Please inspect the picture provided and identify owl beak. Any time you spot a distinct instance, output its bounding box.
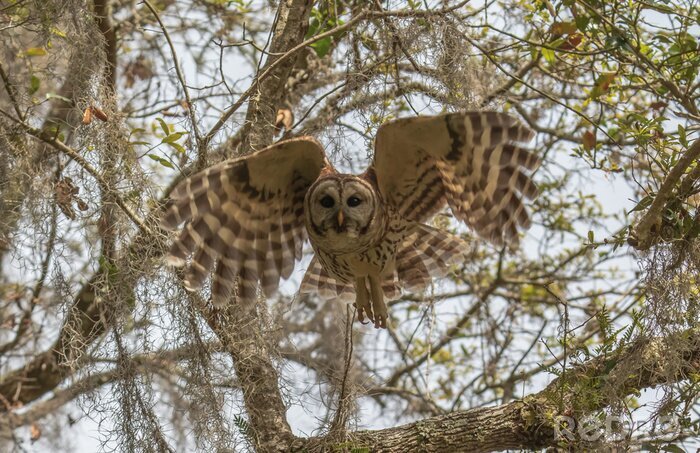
[337,210,345,227]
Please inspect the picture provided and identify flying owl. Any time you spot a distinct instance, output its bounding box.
[162,111,539,328]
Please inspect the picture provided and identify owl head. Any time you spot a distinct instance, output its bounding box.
[304,175,384,254]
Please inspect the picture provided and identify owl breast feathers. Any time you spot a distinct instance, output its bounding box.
[162,111,540,328]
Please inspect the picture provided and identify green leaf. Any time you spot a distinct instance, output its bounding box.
[45,93,72,104]
[541,47,556,63]
[590,72,616,98]
[678,124,687,147]
[310,36,332,57]
[549,37,566,49]
[575,15,590,31]
[156,118,170,136]
[129,128,146,138]
[166,142,186,154]
[50,26,66,38]
[98,255,119,277]
[28,75,40,95]
[305,16,320,39]
[305,8,344,58]
[233,414,250,437]
[162,131,186,143]
[587,230,594,243]
[629,194,653,213]
[147,153,174,168]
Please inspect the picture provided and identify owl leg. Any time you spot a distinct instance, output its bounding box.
[368,275,387,329]
[354,277,374,324]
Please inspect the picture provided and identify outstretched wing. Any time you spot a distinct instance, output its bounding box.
[371,111,539,245]
[162,137,328,306]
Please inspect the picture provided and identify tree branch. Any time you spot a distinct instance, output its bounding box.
[293,328,700,452]
[193,1,316,451]
[0,111,150,235]
[630,137,700,250]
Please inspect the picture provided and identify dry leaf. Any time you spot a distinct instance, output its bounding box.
[92,106,108,122]
[582,130,596,151]
[82,107,92,125]
[124,56,154,88]
[558,33,582,50]
[55,180,74,204]
[55,178,81,219]
[1,314,16,329]
[590,73,616,98]
[550,21,577,36]
[275,108,294,133]
[30,423,41,441]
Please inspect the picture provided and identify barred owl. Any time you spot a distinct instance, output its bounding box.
[162,111,539,328]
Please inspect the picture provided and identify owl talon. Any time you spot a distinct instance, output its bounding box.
[368,275,387,329]
[355,304,371,324]
[371,309,386,328]
[354,277,375,325]
[355,304,364,323]
[374,315,387,329]
[364,304,376,324]
[353,277,388,328]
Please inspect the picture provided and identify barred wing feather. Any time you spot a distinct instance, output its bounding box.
[161,137,327,307]
[372,111,540,246]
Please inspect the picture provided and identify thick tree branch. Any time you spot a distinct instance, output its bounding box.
[192,1,316,451]
[630,137,700,250]
[202,0,471,152]
[0,225,163,408]
[93,0,117,89]
[292,328,700,452]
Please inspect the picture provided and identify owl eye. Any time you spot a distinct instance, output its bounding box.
[347,196,362,207]
[319,195,335,208]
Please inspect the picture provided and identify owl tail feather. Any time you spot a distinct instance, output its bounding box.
[299,256,355,303]
[299,224,469,308]
[390,223,471,296]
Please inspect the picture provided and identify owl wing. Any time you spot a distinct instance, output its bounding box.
[371,111,540,245]
[162,137,328,307]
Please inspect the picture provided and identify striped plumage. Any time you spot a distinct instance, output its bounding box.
[162,111,540,328]
[162,137,326,306]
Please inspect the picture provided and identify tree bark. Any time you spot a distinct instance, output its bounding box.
[196,1,315,450]
[290,328,700,452]
[239,0,314,152]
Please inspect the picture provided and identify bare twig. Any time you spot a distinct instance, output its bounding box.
[143,0,204,165]
[328,306,356,435]
[201,1,472,150]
